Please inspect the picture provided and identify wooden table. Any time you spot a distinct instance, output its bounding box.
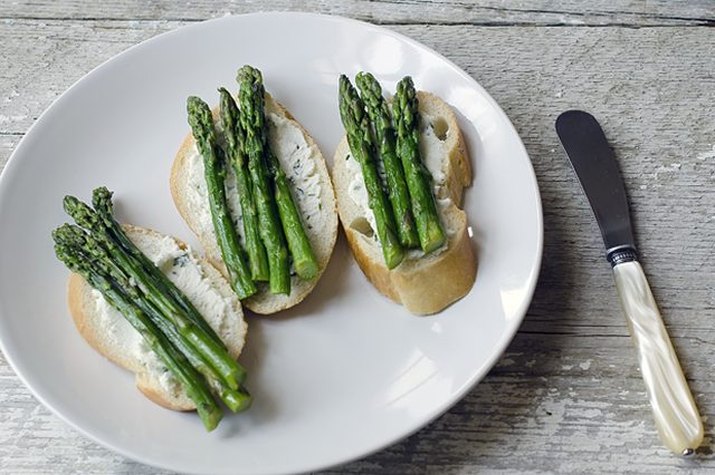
[1,2,713,473]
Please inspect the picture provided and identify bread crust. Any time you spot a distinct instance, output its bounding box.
[67,225,246,411]
[332,91,476,315]
[137,375,192,411]
[171,94,338,315]
[68,272,146,374]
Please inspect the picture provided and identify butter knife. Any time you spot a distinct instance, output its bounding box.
[555,110,703,456]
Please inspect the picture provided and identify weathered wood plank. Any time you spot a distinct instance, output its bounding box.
[0,135,21,169]
[0,10,713,475]
[330,338,713,474]
[0,0,712,26]
[0,19,187,135]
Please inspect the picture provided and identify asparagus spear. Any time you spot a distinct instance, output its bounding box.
[356,72,419,248]
[267,149,319,280]
[53,224,251,413]
[91,187,225,350]
[238,65,319,281]
[64,194,246,390]
[339,74,404,269]
[187,96,257,299]
[392,76,446,253]
[236,66,290,293]
[53,241,223,431]
[218,87,270,283]
[90,189,247,386]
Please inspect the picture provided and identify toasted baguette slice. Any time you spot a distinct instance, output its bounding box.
[171,94,338,315]
[332,91,476,315]
[68,225,248,411]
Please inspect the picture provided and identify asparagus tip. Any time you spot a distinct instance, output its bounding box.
[236,65,262,85]
[62,194,79,213]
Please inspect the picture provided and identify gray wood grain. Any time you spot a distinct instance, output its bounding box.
[1,1,714,474]
[0,0,713,25]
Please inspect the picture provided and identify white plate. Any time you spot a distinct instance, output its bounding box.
[0,12,542,475]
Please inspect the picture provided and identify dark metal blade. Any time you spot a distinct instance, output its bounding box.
[555,110,636,255]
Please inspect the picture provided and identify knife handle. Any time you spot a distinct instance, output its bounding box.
[612,260,703,455]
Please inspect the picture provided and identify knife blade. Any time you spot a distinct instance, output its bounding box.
[555,110,635,259]
[556,110,703,456]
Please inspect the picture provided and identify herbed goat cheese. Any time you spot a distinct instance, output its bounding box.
[92,234,238,394]
[345,114,452,255]
[185,112,324,247]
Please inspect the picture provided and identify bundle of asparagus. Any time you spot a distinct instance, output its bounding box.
[186,65,318,300]
[338,73,446,269]
[52,187,250,431]
[333,72,475,314]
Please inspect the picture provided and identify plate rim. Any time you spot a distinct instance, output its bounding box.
[0,11,544,474]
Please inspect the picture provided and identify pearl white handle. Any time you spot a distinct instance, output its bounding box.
[613,261,703,455]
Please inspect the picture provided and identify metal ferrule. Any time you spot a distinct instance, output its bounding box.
[607,246,638,267]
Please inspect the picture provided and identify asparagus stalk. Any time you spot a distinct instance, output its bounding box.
[187,96,257,299]
[238,65,319,281]
[267,150,318,280]
[143,294,251,413]
[356,72,419,248]
[392,76,446,253]
[236,66,291,293]
[91,187,224,350]
[64,194,246,390]
[218,87,270,283]
[53,224,252,413]
[52,241,223,431]
[339,74,404,269]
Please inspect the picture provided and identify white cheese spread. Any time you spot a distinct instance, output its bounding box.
[92,234,238,394]
[185,111,324,251]
[345,113,452,257]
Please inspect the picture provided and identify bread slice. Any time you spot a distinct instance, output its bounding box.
[332,91,476,315]
[68,225,248,411]
[171,94,338,314]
